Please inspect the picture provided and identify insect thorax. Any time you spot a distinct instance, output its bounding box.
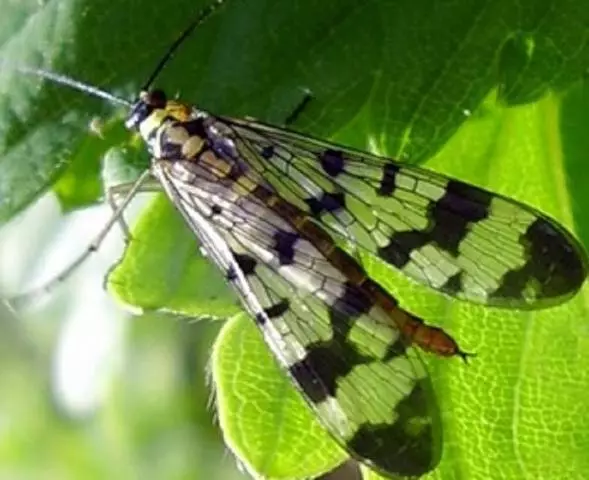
[125,89,251,191]
[124,90,225,162]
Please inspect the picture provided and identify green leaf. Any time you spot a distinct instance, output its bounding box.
[108,88,589,480]
[53,116,132,211]
[211,314,348,479]
[2,1,589,479]
[362,89,589,480]
[108,194,239,319]
[3,0,588,221]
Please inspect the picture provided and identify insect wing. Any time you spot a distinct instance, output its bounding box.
[153,159,441,477]
[223,118,587,309]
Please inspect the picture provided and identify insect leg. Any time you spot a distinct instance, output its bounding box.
[5,170,153,310]
[106,176,161,241]
[106,185,132,240]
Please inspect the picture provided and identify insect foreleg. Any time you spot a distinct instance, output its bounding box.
[106,176,162,240]
[5,170,154,309]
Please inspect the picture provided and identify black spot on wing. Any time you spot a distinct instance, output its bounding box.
[490,217,587,305]
[254,299,290,326]
[427,180,490,254]
[288,282,374,402]
[232,252,257,275]
[378,180,492,266]
[264,299,291,319]
[378,231,427,268]
[439,180,491,220]
[211,204,223,215]
[377,163,400,196]
[225,266,238,282]
[288,360,326,404]
[328,282,373,337]
[272,230,300,265]
[305,192,347,217]
[441,272,464,296]
[346,380,440,476]
[319,149,345,177]
[289,339,373,403]
[383,337,409,361]
[260,145,274,159]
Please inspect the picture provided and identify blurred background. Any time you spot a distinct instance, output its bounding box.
[0,191,247,480]
[2,0,589,479]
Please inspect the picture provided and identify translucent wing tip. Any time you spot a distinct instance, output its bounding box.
[490,217,588,308]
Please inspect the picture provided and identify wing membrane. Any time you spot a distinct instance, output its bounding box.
[153,159,440,476]
[223,118,587,309]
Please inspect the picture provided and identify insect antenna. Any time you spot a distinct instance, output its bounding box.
[14,65,132,107]
[141,0,227,92]
[7,0,227,105]
[4,171,154,311]
[5,1,227,309]
[3,0,229,311]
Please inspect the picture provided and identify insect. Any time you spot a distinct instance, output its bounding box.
[4,1,587,478]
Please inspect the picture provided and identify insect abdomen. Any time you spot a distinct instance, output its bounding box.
[251,183,467,359]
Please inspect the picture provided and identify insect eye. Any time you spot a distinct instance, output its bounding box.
[148,89,167,108]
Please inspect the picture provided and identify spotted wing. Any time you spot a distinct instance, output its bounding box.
[152,159,441,477]
[220,118,587,309]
